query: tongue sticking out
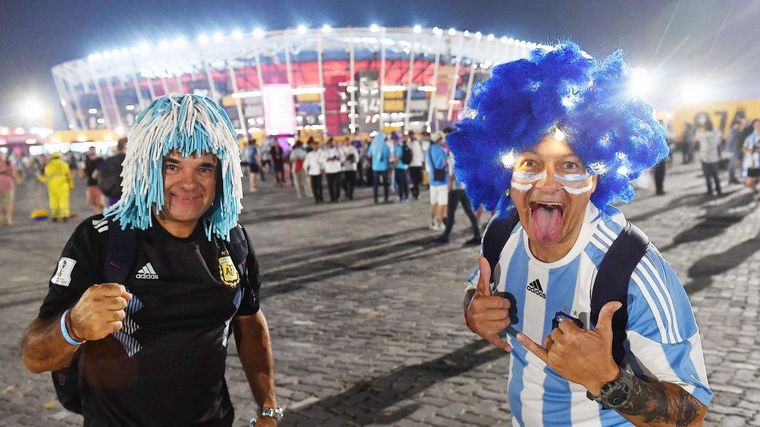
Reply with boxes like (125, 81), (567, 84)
(530, 204), (563, 243)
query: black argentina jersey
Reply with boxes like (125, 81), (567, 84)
(39, 215), (261, 426)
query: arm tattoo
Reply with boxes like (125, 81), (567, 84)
(616, 375), (704, 426)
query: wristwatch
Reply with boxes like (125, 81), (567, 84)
(587, 370), (634, 409)
(249, 407), (284, 426)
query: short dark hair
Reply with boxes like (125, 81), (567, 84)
(117, 137), (128, 152)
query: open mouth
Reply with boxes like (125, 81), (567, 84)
(529, 202), (565, 243)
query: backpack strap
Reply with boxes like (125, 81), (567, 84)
(482, 212), (521, 279)
(226, 225), (250, 282)
(591, 221), (649, 367)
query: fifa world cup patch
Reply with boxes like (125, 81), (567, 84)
(51, 257), (76, 287)
(218, 251), (240, 288)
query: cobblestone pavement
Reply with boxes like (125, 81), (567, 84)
(1, 161), (758, 426)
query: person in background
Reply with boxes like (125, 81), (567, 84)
(407, 131), (424, 200)
(245, 138), (261, 192)
(341, 138), (359, 201)
(393, 135), (410, 203)
(304, 141), (325, 204)
(426, 133), (449, 230)
(323, 138), (343, 203)
(725, 118), (746, 185)
(270, 139), (285, 185)
(368, 133), (391, 204)
(83, 146), (105, 213)
(694, 119), (722, 197)
(0, 152), (16, 225)
(290, 140), (311, 199)
(39, 152), (74, 221)
(742, 119), (760, 195)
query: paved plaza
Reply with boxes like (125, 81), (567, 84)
(1, 160), (758, 426)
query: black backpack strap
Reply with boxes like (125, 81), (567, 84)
(482, 211), (521, 277)
(104, 219), (138, 285)
(226, 225), (250, 281)
(52, 217), (138, 415)
(591, 221), (649, 367)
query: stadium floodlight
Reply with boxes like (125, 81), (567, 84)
(297, 25), (307, 34)
(475, 31), (482, 40)
(212, 31), (224, 42)
(19, 98), (43, 121)
(253, 27), (264, 38)
(448, 27), (456, 35)
(413, 25), (422, 33)
(433, 27), (443, 36)
(138, 42), (150, 54)
(487, 33), (495, 41)
(418, 85), (436, 92)
(629, 67), (654, 99)
(232, 29), (243, 39)
(382, 85), (407, 92)
(198, 33), (209, 45)
(172, 37), (188, 48)
(102, 51), (112, 59)
(369, 23), (380, 33)
(322, 24), (332, 33)
(159, 39), (170, 50)
(500, 36), (508, 44)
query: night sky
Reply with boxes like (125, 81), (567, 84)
(1, 0), (758, 128)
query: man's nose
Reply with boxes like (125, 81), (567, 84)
(177, 170), (199, 188)
(534, 168), (561, 192)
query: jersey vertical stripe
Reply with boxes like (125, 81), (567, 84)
(478, 204), (712, 425)
(506, 234), (531, 425)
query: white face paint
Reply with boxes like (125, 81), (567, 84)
(510, 171), (546, 192)
(553, 172), (594, 195)
(509, 170), (593, 194)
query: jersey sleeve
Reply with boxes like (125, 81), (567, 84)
(236, 226), (261, 316)
(625, 247), (712, 406)
(38, 216), (107, 320)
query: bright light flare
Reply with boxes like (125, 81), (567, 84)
(413, 25), (422, 33)
(321, 24), (332, 33)
(501, 150), (517, 169)
(19, 99), (43, 121)
(629, 67), (654, 99)
(369, 23), (380, 33)
(681, 80), (707, 104)
(297, 25), (307, 34)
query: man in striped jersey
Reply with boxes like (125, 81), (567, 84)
(449, 43), (711, 426)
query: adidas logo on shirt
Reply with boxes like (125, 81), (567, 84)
(527, 279), (546, 299)
(135, 262), (159, 280)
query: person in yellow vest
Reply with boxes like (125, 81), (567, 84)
(39, 152), (74, 221)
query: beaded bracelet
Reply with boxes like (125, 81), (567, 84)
(60, 309), (85, 346)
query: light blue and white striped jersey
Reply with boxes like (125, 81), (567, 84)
(470, 203), (711, 426)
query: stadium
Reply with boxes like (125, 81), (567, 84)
(50, 26), (544, 139)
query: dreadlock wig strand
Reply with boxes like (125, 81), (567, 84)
(447, 42), (668, 217)
(106, 94), (244, 241)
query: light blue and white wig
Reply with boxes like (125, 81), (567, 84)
(106, 94), (243, 241)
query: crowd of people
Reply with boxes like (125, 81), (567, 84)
(673, 117), (760, 198)
(18, 40), (718, 426)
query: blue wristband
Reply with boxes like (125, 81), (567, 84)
(60, 309), (84, 346)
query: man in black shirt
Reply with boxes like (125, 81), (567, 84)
(21, 95), (281, 426)
(83, 146), (104, 214)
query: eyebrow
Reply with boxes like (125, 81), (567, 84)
(163, 157), (218, 168)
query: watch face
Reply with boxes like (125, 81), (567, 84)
(607, 389), (628, 406)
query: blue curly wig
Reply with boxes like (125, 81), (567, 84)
(447, 41), (667, 217)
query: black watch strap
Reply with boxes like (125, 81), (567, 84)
(587, 370), (635, 409)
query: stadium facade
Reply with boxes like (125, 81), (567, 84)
(51, 26), (544, 138)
